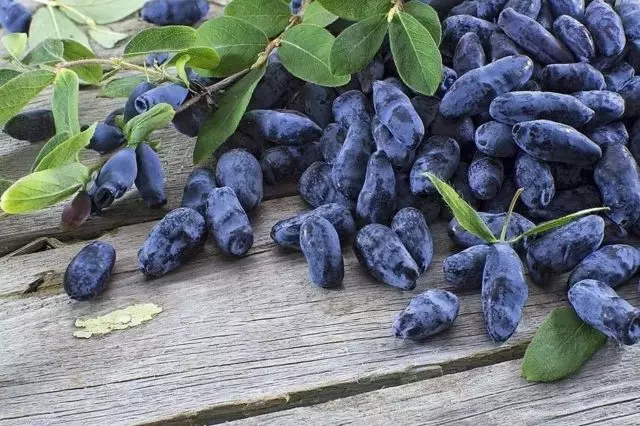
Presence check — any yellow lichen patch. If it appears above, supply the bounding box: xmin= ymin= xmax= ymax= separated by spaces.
xmin=73 ymin=303 xmax=163 ymax=338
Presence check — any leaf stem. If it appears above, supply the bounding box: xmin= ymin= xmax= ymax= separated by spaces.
xmin=175 ymin=68 xmax=251 ymax=114
xmin=500 ymin=187 xmax=524 ymax=241
xmin=56 ymin=58 xmax=182 ymax=84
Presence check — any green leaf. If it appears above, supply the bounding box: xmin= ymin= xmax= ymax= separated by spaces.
xmin=59 ymin=0 xmax=147 ymax=25
xmin=279 ymin=25 xmax=350 ymax=87
xmin=29 ymin=7 xmax=90 ymax=48
xmin=0 ymin=70 xmax=56 ymax=125
xmin=31 ymin=131 xmax=72 ymax=172
xmin=0 ymin=179 xmax=13 ymax=197
xmin=98 ymin=75 xmax=148 ymax=98
xmin=330 ymin=14 xmax=388 ymax=76
xmin=124 ymin=26 xmax=197 ymax=57
xmin=194 ymin=66 xmax=266 ymax=163
xmin=124 ymin=103 xmax=175 ymax=146
xmin=34 ymin=124 xmax=96 ymax=172
xmin=22 ymin=39 xmax=65 ymax=65
xmin=61 ymin=39 xmax=103 ymax=84
xmin=167 ymin=47 xmax=221 ymax=76
xmin=511 ymin=207 xmax=610 ymax=243
xmin=522 ymin=307 xmax=607 ymax=382
xmin=316 ymin=0 xmax=391 ymax=21
xmin=196 ymin=17 xmax=268 ymax=77
xmin=389 ymin=11 xmax=442 ymax=96
xmin=403 ymin=1 xmax=442 ymax=45
xmin=0 ymin=69 xmax=21 ymax=86
xmin=0 ymin=162 xmax=89 ymax=214
xmin=224 ymin=0 xmax=291 ymax=38
xmin=426 ymin=173 xmax=498 ymax=244
xmin=175 ymin=54 xmax=191 ymax=86
xmin=52 ymin=69 xmax=81 ymax=135
xmin=2 ymin=33 xmax=28 ymax=60
xmin=303 ymin=2 xmax=339 ymax=27
xmin=88 ymin=25 xmax=129 ymax=49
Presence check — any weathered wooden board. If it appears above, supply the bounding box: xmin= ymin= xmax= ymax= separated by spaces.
xmin=1 ymin=195 xmax=638 ymax=425
xmin=232 ymin=344 xmax=640 ymax=426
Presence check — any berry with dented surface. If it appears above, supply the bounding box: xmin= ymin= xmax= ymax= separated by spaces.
xmin=64 ymin=241 xmax=116 ymax=300
xmin=514 ymin=152 xmax=555 ymax=210
xmin=568 ymin=244 xmax=640 ymax=289
xmin=586 ymin=122 xmax=629 ymax=147
xmin=604 ymin=62 xmax=635 ymax=92
xmin=135 ymin=143 xmax=166 ymax=208
xmin=468 ymin=152 xmax=504 ymax=201
xmin=552 ymin=15 xmax=594 ymax=62
xmin=572 ymin=90 xmax=625 ymax=127
xmin=356 ymin=151 xmax=396 ymax=227
xmin=332 ymin=90 xmax=372 ymax=129
xmin=206 ymin=187 xmax=253 ymax=256
xmin=441 ymin=15 xmax=497 ymax=57
xmin=299 ymin=161 xmax=356 ymax=211
xmin=584 ymin=0 xmax=626 ymax=58
xmin=241 ymin=109 xmax=322 ymax=145
xmin=319 ymin=123 xmax=346 ymax=164
xmin=393 ymin=290 xmax=460 ymax=341
xmin=300 ymin=216 xmax=344 ymax=288
xmin=372 ymin=116 xmax=416 ymax=171
xmin=124 ymin=81 xmax=156 ymax=122
xmin=443 ymin=245 xmax=491 ymax=290
xmin=410 ymin=136 xmax=461 ymax=196
xmin=216 ymin=149 xmax=263 ymax=212
xmin=181 ymin=168 xmax=216 ymax=217
xmin=475 ymin=121 xmax=517 ymax=158
xmin=541 ymin=63 xmax=606 ymax=93
xmin=453 ymin=32 xmax=486 ymax=76
xmin=92 ymin=148 xmax=138 ymax=210
xmin=332 ymin=120 xmax=372 ymax=200
xmin=372 ymin=80 xmax=424 ymax=150
xmin=392 ymin=207 xmax=433 ymax=274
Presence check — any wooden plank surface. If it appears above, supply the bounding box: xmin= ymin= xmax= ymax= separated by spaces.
xmin=232 ymin=344 xmax=640 ymax=426
xmin=1 ymin=194 xmax=638 ymax=425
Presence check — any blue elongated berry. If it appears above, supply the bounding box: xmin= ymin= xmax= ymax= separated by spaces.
xmin=573 ymin=90 xmax=625 ymax=127
xmin=391 ymin=207 xmax=433 ymax=274
xmin=616 ymin=0 xmax=640 ymax=41
xmin=61 ymin=190 xmax=92 ymax=229
xmin=172 ymin=100 xmax=209 ymax=137
xmin=468 ymin=152 xmax=504 ymax=200
xmin=553 ymin=15 xmax=595 ymax=63
xmin=497 ymin=8 xmax=574 ymax=65
xmin=241 ymin=109 xmax=322 ymax=145
xmin=443 ymin=245 xmax=491 ymax=289
xmin=206 ymin=187 xmax=253 ymax=256
xmin=332 ymin=90 xmax=372 ymax=129
xmin=271 ymin=203 xmax=356 ymax=250
xmin=454 ymin=33 xmax=486 ymax=76
xmin=135 ymin=83 xmax=189 ymax=113
xmin=541 ymin=63 xmax=606 ymax=93
xmin=548 ymin=0 xmax=584 ymax=19
xmin=475 ymin=121 xmax=517 ymax=157
xmin=216 ymin=149 xmax=263 ymax=212
xmin=569 ymin=245 xmax=640 ymax=289
xmin=393 ymin=290 xmax=460 ymax=341
xmin=4 ymin=109 xmax=55 ymax=142
xmin=604 ymin=62 xmax=635 ymax=92
xmin=441 ymin=15 xmax=498 ymax=57
xmin=0 ymin=0 xmax=31 ymax=33
xmin=124 ymin=81 xmax=156 ymax=122
xmin=181 ymin=168 xmax=216 ymax=217
xmin=383 ymin=77 xmax=412 ymax=96
xmin=617 ymin=77 xmax=640 ymax=118
xmin=354 ymin=224 xmax=420 ymax=290
xmin=477 ymin=0 xmax=508 ymax=19
xmin=587 ymin=122 xmax=629 ymax=147
xmin=372 ymin=80 xmax=424 ymax=150
xmin=569 ymin=279 xmax=640 ymax=345
xmin=141 ymin=0 xmax=209 ymax=25
xmin=138 ymin=208 xmax=207 ymax=278
xmin=135 ymin=143 xmax=166 ymax=208
xmin=489 ymin=32 xmax=523 ymax=62
xmin=301 ymin=83 xmax=337 ymax=128
xmin=92 ymin=147 xmax=138 ymax=210
xmin=449 ymin=211 xmax=535 ymax=250
xmin=64 ymin=241 xmax=116 ymax=300
xmin=515 ymin=152 xmax=555 ymax=209
xmin=594 ymin=144 xmax=640 ymax=228
xmin=440 ymin=55 xmax=534 ymax=118
xmin=299 ymin=161 xmax=356 ymax=211
xmin=356 ymin=151 xmax=396 ymax=227
xmin=410 ymin=136 xmax=461 ymax=196
xmin=513 ymin=120 xmax=602 ymax=166
xmin=372 ymin=116 xmax=416 ymax=170
xmin=527 ymin=185 xmax=601 ymax=220
xmin=318 ymin=123 xmax=346 ymax=164
xmin=490 ymin=92 xmax=595 ymax=127
xmin=526 ymin=215 xmax=605 ymax=285
xmin=505 ymin=0 xmax=541 ymax=18
xmin=411 ymin=95 xmax=439 ymax=130
xmin=300 ymin=216 xmax=344 ymax=288
xmin=358 ymin=55 xmax=385 ymax=94
xmin=88 ymin=122 xmax=125 ymax=154
xmin=483 ymin=243 xmax=528 ymax=342
xmin=260 ymin=143 xmax=321 ymax=185
xmin=584 ymin=0 xmax=626 ymax=58
xmin=332 ymin=120 xmax=372 ymax=199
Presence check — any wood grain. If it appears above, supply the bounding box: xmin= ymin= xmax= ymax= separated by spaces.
xmin=232 ymin=344 xmax=640 ymax=426
xmin=1 ymin=195 xmax=638 ymax=425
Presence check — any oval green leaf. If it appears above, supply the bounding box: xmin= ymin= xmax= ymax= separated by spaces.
xmin=124 ymin=103 xmax=175 ymax=146
xmin=279 ymin=24 xmax=350 ymax=87
xmin=31 ymin=131 xmax=72 ymax=172
xmin=303 ymin=2 xmax=339 ymax=27
xmin=88 ymin=25 xmax=129 ymax=49
xmin=0 ymin=70 xmax=55 ymax=125
xmin=522 ymin=307 xmax=608 ymax=382
xmin=59 ymin=0 xmax=147 ymax=25
xmin=330 ymin=14 xmax=388 ymax=76
xmin=426 ymin=173 xmax=498 ymax=243
xmin=403 ymin=1 xmax=441 ymax=45
xmin=29 ymin=7 xmax=90 ymax=48
xmin=224 ymin=0 xmax=291 ymax=38
xmin=0 ymin=69 xmax=21 ymax=86
xmin=99 ymin=75 xmax=148 ymax=98
xmin=316 ymin=0 xmax=391 ymax=21
xmin=389 ymin=11 xmax=442 ymax=96
xmin=196 ymin=17 xmax=268 ymax=77
xmin=22 ymin=39 xmax=65 ymax=65
xmin=52 ymin=69 xmax=81 ymax=135
xmin=167 ymin=47 xmax=221 ymax=76
xmin=0 ymin=162 xmax=89 ymax=214
xmin=194 ymin=66 xmax=266 ymax=163
xmin=124 ymin=26 xmax=197 ymax=57
xmin=61 ymin=39 xmax=103 ymax=84
xmin=35 ymin=124 xmax=96 ymax=172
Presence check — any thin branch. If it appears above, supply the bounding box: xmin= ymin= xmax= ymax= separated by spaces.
xmin=175 ymin=68 xmax=251 ymax=113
